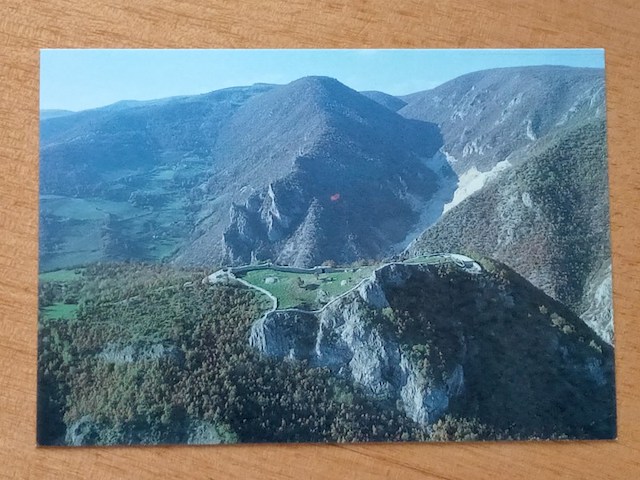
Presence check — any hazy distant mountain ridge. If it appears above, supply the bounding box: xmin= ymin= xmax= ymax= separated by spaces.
xmin=40 ymin=109 xmax=75 ymax=120
xmin=360 ymin=90 xmax=408 ymax=112
xmin=40 ymin=84 xmax=275 ymax=196
xmin=400 ymin=66 xmax=605 ymax=175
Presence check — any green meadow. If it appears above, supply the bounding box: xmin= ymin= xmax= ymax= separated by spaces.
xmin=39 ymin=268 xmax=84 ymax=282
xmin=239 ymin=266 xmax=376 ymax=310
xmin=41 ymin=302 xmax=79 ymax=321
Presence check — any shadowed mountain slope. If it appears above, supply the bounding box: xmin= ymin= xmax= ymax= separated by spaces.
xmin=40 ymin=84 xmax=276 ymax=196
xmin=39 ymin=77 xmax=445 ymax=270
xmin=251 ymin=260 xmax=615 ymax=439
xmin=175 ymin=76 xmax=444 ymax=267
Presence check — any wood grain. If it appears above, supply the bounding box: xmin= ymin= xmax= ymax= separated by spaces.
xmin=1 ymin=1 xmax=639 ymax=478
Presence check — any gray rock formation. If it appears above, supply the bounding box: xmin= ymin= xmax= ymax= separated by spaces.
xmin=65 ymin=415 xmax=100 ymax=446
xmin=581 ymin=262 xmax=614 ymax=344
xmin=250 ymin=310 xmax=319 ymax=361
xmin=250 ymin=264 xmax=465 ymax=425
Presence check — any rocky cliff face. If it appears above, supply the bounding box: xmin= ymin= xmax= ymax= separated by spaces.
xmin=250 ymin=265 xmax=465 ymax=425
xmin=249 ymin=261 xmax=615 ymax=437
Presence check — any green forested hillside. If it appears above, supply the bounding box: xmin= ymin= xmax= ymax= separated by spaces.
xmin=38 ymin=264 xmax=428 ymax=445
xmin=407 ymin=120 xmax=612 ymax=341
xmin=38 ymin=259 xmax=615 ymax=445
xmin=379 ymin=259 xmax=614 ymax=439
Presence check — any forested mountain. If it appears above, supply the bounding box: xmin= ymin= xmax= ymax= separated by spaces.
xmin=252 ymin=259 xmax=614 ymax=439
xmin=175 ymin=76 xmax=444 ymax=267
xmin=40 ymin=77 xmax=445 ymax=270
xmin=40 ymin=66 xmax=607 ymax=273
xmin=39 ymin=84 xmax=275 ymax=270
xmin=40 ymin=84 xmax=275 ymax=195
xmin=38 ymin=260 xmax=615 ymax=445
xmin=406 ymin=120 xmax=613 ymax=342
xmin=38 ymin=264 xmax=437 ymax=445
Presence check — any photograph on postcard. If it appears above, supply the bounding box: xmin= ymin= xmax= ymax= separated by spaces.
xmin=38 ymin=49 xmax=615 ymax=446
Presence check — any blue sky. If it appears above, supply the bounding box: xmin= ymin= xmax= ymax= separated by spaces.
xmin=40 ymin=49 xmax=604 ymax=112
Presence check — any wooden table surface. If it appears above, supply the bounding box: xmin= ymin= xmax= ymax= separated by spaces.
xmin=1 ymin=1 xmax=639 ymax=478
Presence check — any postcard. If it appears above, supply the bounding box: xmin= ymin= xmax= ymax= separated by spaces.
xmin=38 ymin=49 xmax=615 ymax=446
